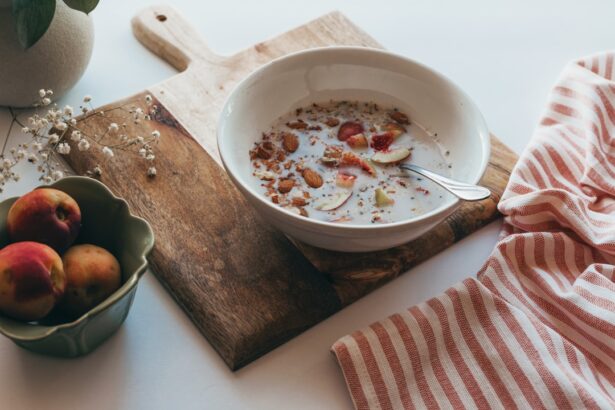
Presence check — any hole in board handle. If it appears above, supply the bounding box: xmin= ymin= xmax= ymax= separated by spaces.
xmin=156 ymin=14 xmax=167 ymax=22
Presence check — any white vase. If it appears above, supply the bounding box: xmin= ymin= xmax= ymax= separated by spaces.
xmin=0 ymin=0 xmax=94 ymax=107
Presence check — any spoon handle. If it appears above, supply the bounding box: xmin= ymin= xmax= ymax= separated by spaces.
xmin=399 ymin=164 xmax=491 ymax=201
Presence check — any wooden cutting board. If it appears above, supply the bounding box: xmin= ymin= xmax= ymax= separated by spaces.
xmin=63 ymin=5 xmax=518 ymax=370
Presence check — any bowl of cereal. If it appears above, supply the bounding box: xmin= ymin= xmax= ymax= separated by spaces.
xmin=218 ymin=47 xmax=490 ymax=252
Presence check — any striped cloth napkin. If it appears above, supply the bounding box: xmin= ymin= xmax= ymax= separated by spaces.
xmin=331 ymin=52 xmax=615 ymax=409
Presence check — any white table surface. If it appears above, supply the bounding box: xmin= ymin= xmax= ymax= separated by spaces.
xmin=1 ymin=1 xmax=612 ymax=409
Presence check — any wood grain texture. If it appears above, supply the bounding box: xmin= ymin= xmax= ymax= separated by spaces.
xmin=63 ymin=5 xmax=518 ymax=370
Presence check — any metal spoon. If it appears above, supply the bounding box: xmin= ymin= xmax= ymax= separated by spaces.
xmin=399 ymin=164 xmax=491 ymax=201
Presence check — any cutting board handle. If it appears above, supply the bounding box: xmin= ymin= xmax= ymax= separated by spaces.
xmin=131 ymin=5 xmax=224 ymax=72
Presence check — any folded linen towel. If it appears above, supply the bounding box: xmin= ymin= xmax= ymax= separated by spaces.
xmin=332 ymin=52 xmax=615 ymax=410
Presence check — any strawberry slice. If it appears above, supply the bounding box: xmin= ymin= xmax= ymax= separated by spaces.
xmin=370 ymin=132 xmax=395 ymax=151
xmin=338 ymin=121 xmax=364 ymax=141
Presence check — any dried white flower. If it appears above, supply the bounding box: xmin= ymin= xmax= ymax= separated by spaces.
xmin=70 ymin=118 xmax=77 ymax=126
xmin=38 ymin=89 xmax=46 ymax=98
xmin=42 ymin=97 xmax=51 ymax=106
xmin=83 ymin=95 xmax=92 ymax=103
xmin=57 ymin=143 xmax=71 ymax=155
xmin=55 ymin=122 xmax=68 ymax=131
xmin=52 ymin=170 xmax=64 ymax=180
xmin=146 ymin=154 xmax=155 ymax=161
xmin=145 ymin=94 xmax=153 ymax=105
xmin=32 ymin=142 xmax=42 ymax=151
xmin=70 ymin=130 xmax=81 ymax=141
xmin=21 ymin=127 xmax=29 ymax=133
xmin=151 ymin=130 xmax=160 ymax=138
xmin=48 ymin=133 xmax=60 ymax=144
xmin=63 ymin=105 xmax=73 ymax=116
xmin=147 ymin=166 xmax=157 ymax=177
xmin=78 ymin=139 xmax=90 ymax=151
xmin=108 ymin=123 xmax=119 ymax=133
xmin=27 ymin=153 xmax=37 ymax=163
xmin=102 ymin=146 xmax=114 ymax=157
xmin=138 ymin=148 xmax=147 ymax=157
xmin=16 ymin=150 xmax=26 ymax=159
xmin=42 ymin=176 xmax=52 ymax=184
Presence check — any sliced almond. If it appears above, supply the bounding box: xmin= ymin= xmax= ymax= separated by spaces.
xmin=324 ymin=117 xmax=340 ymax=127
xmin=254 ymin=170 xmax=276 ymax=181
xmin=388 ymin=111 xmax=410 ymax=125
xmin=287 ymin=120 xmax=308 ymax=129
xmin=314 ymin=190 xmax=352 ymax=211
xmin=277 ymin=178 xmax=295 ymax=193
xmin=291 ymin=197 xmax=307 ymax=207
xmin=302 ymin=168 xmax=323 ymax=188
xmin=371 ymin=148 xmax=411 ymax=164
xmin=282 ymin=132 xmax=299 ymax=153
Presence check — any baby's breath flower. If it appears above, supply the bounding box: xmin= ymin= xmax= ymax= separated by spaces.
xmin=42 ymin=176 xmax=52 ymax=184
xmin=27 ymin=153 xmax=37 ymax=163
xmin=78 ymin=139 xmax=90 ymax=151
xmin=52 ymin=170 xmax=64 ymax=180
xmin=102 ymin=146 xmax=114 ymax=157
xmin=151 ymin=130 xmax=160 ymax=138
xmin=38 ymin=89 xmax=46 ymax=98
xmin=108 ymin=123 xmax=119 ymax=133
xmin=138 ymin=148 xmax=147 ymax=157
xmin=16 ymin=150 xmax=26 ymax=159
xmin=77 ymin=138 xmax=90 ymax=151
xmin=32 ymin=142 xmax=42 ymax=151
xmin=70 ymin=118 xmax=77 ymax=126
xmin=42 ymin=97 xmax=51 ymax=106
xmin=21 ymin=127 xmax=29 ymax=133
xmin=70 ymin=130 xmax=81 ymax=141
xmin=55 ymin=122 xmax=68 ymax=131
xmin=146 ymin=154 xmax=155 ymax=161
xmin=57 ymin=143 xmax=71 ymax=155
xmin=2 ymin=158 xmax=13 ymax=168
xmin=145 ymin=94 xmax=153 ymax=105
xmin=136 ymin=136 xmax=144 ymax=143
xmin=48 ymin=133 xmax=59 ymax=144
xmin=46 ymin=89 xmax=53 ymax=96
xmin=63 ymin=105 xmax=73 ymax=116
xmin=147 ymin=166 xmax=157 ymax=177
xmin=83 ymin=95 xmax=92 ymax=103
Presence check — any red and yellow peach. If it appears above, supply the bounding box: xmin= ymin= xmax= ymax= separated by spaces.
xmin=0 ymin=242 xmax=66 ymax=321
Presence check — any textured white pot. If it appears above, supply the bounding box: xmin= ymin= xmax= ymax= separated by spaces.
xmin=0 ymin=0 xmax=94 ymax=107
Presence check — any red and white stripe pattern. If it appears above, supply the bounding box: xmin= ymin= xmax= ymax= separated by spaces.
xmin=332 ymin=52 xmax=615 ymax=409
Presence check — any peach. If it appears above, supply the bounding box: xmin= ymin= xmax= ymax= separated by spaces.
xmin=0 ymin=242 xmax=66 ymax=321
xmin=7 ymin=188 xmax=81 ymax=253
xmin=60 ymin=244 xmax=121 ymax=317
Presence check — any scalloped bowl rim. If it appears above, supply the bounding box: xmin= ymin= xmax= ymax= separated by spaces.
xmin=0 ymin=176 xmax=155 ymax=341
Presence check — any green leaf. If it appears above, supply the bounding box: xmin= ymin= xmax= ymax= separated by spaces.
xmin=12 ymin=0 xmax=57 ymax=49
xmin=63 ymin=0 xmax=99 ymax=14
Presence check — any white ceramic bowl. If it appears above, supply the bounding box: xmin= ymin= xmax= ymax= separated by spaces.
xmin=218 ymin=47 xmax=489 ymax=252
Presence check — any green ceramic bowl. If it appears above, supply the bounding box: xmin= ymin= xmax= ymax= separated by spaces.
xmin=0 ymin=176 xmax=154 ymax=357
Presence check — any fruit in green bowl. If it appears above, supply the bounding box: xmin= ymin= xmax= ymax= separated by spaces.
xmin=7 ymin=188 xmax=81 ymax=253
xmin=0 ymin=242 xmax=66 ymax=321
xmin=60 ymin=244 xmax=121 ymax=318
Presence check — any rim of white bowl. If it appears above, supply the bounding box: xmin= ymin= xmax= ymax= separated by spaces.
xmin=217 ymin=46 xmax=490 ymax=232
